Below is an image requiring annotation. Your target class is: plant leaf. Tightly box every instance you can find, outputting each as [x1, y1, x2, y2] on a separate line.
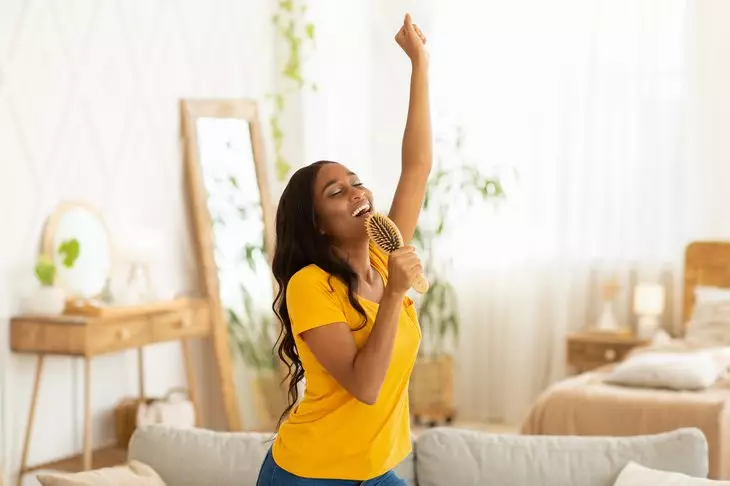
[274, 94, 285, 111]
[34, 254, 56, 286]
[58, 239, 80, 268]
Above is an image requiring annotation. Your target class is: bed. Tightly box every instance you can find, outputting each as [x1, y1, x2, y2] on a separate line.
[520, 241, 730, 480]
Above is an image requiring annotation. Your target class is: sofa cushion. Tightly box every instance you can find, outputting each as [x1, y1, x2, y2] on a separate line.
[128, 425, 416, 486]
[414, 427, 708, 486]
[128, 426, 273, 486]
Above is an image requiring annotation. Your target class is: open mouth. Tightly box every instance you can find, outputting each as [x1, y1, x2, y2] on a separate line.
[351, 202, 372, 218]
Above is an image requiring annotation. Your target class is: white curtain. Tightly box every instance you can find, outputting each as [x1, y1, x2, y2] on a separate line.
[305, 0, 693, 424]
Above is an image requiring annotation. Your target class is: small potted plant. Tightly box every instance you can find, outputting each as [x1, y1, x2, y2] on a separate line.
[26, 238, 80, 315]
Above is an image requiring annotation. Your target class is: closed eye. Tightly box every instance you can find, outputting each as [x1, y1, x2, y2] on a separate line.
[325, 178, 364, 197]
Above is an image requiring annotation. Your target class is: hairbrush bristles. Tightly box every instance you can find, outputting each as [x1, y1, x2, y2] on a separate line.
[364, 212, 430, 294]
[364, 212, 404, 253]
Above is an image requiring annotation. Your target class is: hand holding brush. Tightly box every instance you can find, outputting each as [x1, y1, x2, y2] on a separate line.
[365, 212, 430, 294]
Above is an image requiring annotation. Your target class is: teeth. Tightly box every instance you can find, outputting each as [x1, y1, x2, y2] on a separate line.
[351, 202, 371, 217]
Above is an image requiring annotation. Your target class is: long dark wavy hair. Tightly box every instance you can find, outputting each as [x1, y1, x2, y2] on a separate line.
[272, 161, 368, 429]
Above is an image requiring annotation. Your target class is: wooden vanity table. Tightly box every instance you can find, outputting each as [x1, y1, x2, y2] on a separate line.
[10, 298, 210, 485]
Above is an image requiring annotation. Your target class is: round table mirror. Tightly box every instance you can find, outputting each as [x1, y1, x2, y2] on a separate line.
[43, 201, 113, 299]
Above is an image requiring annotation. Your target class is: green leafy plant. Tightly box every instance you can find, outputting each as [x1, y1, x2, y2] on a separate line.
[413, 125, 508, 358]
[58, 238, 80, 268]
[34, 238, 81, 287]
[217, 175, 277, 371]
[34, 254, 56, 287]
[227, 246, 276, 372]
[269, 0, 317, 181]
[228, 284, 278, 372]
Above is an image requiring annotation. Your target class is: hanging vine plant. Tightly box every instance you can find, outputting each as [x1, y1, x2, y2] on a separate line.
[270, 0, 317, 181]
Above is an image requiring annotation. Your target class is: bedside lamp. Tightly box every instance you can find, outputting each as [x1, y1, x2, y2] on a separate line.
[633, 283, 665, 339]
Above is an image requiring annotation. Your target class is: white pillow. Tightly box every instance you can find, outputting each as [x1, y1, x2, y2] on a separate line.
[687, 300, 730, 347]
[614, 461, 730, 485]
[695, 285, 730, 303]
[605, 351, 724, 390]
[37, 460, 166, 486]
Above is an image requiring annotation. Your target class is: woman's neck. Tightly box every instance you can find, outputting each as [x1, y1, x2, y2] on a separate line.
[333, 241, 376, 283]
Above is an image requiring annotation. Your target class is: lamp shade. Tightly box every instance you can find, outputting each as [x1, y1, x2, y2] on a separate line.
[633, 283, 665, 316]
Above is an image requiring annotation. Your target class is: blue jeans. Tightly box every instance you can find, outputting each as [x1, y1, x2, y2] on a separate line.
[256, 448, 406, 485]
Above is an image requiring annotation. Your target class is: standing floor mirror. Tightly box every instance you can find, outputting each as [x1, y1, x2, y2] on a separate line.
[181, 99, 282, 431]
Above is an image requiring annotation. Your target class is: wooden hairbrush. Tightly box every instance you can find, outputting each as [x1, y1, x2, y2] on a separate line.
[364, 212, 429, 294]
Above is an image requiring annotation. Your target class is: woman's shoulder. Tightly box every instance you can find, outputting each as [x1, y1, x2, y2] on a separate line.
[288, 264, 344, 297]
[290, 264, 330, 287]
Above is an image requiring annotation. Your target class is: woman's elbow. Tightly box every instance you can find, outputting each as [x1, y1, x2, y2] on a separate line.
[353, 385, 382, 405]
[356, 394, 378, 406]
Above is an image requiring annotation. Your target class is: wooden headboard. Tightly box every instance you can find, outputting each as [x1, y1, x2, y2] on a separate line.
[683, 241, 730, 324]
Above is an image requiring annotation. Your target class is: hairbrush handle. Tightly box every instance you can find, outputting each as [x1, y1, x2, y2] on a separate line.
[412, 272, 429, 294]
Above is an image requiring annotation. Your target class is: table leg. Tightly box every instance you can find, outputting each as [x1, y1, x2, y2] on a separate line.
[83, 357, 92, 470]
[181, 338, 201, 426]
[17, 354, 44, 486]
[137, 347, 145, 400]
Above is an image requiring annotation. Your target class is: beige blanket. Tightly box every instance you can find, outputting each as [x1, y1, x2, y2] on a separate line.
[520, 364, 730, 479]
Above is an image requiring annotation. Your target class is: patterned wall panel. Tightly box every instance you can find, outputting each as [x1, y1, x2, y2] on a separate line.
[0, 0, 276, 483]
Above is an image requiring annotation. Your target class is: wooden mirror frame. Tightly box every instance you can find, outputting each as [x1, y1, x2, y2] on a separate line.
[42, 200, 114, 300]
[180, 98, 276, 431]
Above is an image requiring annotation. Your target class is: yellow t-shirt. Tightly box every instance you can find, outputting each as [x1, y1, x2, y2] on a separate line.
[271, 242, 421, 480]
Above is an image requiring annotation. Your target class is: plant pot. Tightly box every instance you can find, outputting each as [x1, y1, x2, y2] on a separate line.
[409, 355, 455, 426]
[23, 286, 66, 315]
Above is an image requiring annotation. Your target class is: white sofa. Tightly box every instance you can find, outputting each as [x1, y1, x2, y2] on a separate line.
[128, 425, 709, 486]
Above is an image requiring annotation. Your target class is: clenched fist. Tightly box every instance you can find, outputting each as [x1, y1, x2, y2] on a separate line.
[386, 245, 423, 295]
[395, 13, 428, 66]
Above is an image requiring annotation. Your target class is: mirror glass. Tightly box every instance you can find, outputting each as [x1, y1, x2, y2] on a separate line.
[47, 204, 112, 298]
[195, 116, 282, 429]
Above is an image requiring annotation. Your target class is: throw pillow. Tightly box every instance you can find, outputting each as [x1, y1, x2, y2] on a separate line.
[604, 350, 723, 390]
[36, 460, 165, 486]
[695, 286, 730, 304]
[686, 300, 730, 347]
[614, 461, 730, 485]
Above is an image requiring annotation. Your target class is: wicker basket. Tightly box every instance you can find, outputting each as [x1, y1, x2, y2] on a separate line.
[114, 397, 153, 449]
[115, 388, 193, 448]
[409, 355, 455, 425]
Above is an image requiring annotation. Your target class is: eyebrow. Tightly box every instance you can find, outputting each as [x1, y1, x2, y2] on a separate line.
[321, 171, 358, 193]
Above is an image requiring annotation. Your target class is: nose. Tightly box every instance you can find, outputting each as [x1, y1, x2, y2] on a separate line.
[351, 190, 366, 202]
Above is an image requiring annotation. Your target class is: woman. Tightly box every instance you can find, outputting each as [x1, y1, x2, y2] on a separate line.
[257, 13, 432, 485]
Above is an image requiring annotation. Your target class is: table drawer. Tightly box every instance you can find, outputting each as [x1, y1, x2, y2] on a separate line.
[571, 342, 619, 363]
[11, 321, 87, 355]
[151, 305, 210, 342]
[87, 319, 149, 355]
[567, 338, 641, 372]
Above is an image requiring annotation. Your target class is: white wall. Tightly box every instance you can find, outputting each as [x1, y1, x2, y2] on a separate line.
[0, 0, 276, 484]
